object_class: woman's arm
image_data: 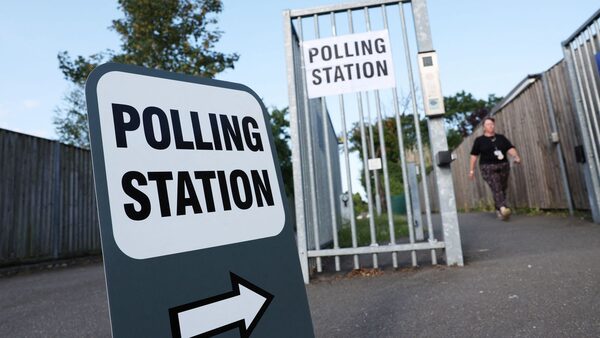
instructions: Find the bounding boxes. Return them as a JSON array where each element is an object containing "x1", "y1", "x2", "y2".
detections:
[
  {"x1": 469, "y1": 155, "x2": 478, "y2": 180},
  {"x1": 507, "y1": 147, "x2": 521, "y2": 163}
]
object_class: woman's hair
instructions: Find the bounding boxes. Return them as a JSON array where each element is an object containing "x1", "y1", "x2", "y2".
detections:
[{"x1": 483, "y1": 116, "x2": 495, "y2": 124}]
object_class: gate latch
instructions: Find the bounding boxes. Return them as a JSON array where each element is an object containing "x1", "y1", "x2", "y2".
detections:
[{"x1": 436, "y1": 150, "x2": 456, "y2": 167}]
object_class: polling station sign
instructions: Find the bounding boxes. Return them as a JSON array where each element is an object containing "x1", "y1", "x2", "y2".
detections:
[
  {"x1": 302, "y1": 30, "x2": 396, "y2": 98},
  {"x1": 86, "y1": 63, "x2": 313, "y2": 338}
]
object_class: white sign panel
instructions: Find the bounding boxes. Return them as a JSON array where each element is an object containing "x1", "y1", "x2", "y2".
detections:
[
  {"x1": 302, "y1": 30, "x2": 396, "y2": 98},
  {"x1": 95, "y1": 71, "x2": 285, "y2": 259},
  {"x1": 368, "y1": 158, "x2": 382, "y2": 171}
]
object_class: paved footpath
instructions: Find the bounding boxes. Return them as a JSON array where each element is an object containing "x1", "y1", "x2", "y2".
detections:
[{"x1": 2, "y1": 213, "x2": 600, "y2": 337}]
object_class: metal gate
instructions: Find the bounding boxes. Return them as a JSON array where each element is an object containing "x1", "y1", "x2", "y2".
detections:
[
  {"x1": 283, "y1": 0, "x2": 463, "y2": 283},
  {"x1": 563, "y1": 9, "x2": 600, "y2": 223}
]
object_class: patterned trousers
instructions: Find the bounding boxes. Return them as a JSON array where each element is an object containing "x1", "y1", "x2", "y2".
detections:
[{"x1": 480, "y1": 162, "x2": 510, "y2": 210}]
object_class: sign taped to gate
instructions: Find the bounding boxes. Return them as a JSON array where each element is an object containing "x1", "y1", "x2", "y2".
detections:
[{"x1": 302, "y1": 30, "x2": 396, "y2": 98}]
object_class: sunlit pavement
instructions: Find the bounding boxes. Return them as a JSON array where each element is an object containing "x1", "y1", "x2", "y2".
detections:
[{"x1": 1, "y1": 213, "x2": 599, "y2": 337}]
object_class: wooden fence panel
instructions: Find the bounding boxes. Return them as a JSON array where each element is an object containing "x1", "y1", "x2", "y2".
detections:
[
  {"x1": 0, "y1": 129, "x2": 100, "y2": 266},
  {"x1": 549, "y1": 62, "x2": 590, "y2": 209},
  {"x1": 422, "y1": 60, "x2": 590, "y2": 212}
]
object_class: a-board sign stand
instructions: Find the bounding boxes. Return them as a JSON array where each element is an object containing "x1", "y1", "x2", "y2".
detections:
[{"x1": 86, "y1": 63, "x2": 314, "y2": 338}]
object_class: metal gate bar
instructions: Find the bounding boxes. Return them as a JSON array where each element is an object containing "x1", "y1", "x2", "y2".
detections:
[
  {"x1": 383, "y1": 3, "x2": 418, "y2": 267},
  {"x1": 295, "y1": 17, "x2": 323, "y2": 272},
  {"x1": 283, "y1": 19, "x2": 309, "y2": 280},
  {"x1": 365, "y1": 91, "x2": 382, "y2": 216},
  {"x1": 562, "y1": 9, "x2": 600, "y2": 223},
  {"x1": 375, "y1": 88, "x2": 399, "y2": 268},
  {"x1": 308, "y1": 241, "x2": 445, "y2": 257},
  {"x1": 314, "y1": 14, "x2": 342, "y2": 272},
  {"x1": 574, "y1": 40, "x2": 600, "y2": 167},
  {"x1": 348, "y1": 10, "x2": 379, "y2": 269},
  {"x1": 398, "y1": 3, "x2": 437, "y2": 264},
  {"x1": 329, "y1": 12, "x2": 361, "y2": 270},
  {"x1": 580, "y1": 32, "x2": 600, "y2": 134},
  {"x1": 365, "y1": 5, "x2": 401, "y2": 269}
]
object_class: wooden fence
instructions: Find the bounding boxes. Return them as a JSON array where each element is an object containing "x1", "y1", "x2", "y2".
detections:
[
  {"x1": 0, "y1": 129, "x2": 100, "y2": 266},
  {"x1": 423, "y1": 60, "x2": 590, "y2": 212}
]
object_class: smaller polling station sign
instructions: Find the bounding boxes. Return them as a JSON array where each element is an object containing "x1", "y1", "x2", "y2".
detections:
[
  {"x1": 85, "y1": 63, "x2": 314, "y2": 338},
  {"x1": 301, "y1": 29, "x2": 396, "y2": 98}
]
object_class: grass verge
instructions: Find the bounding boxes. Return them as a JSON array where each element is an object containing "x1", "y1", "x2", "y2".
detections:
[{"x1": 338, "y1": 214, "x2": 409, "y2": 247}]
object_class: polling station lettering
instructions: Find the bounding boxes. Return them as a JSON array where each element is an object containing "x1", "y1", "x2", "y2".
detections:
[
  {"x1": 111, "y1": 103, "x2": 275, "y2": 221},
  {"x1": 307, "y1": 36, "x2": 390, "y2": 85}
]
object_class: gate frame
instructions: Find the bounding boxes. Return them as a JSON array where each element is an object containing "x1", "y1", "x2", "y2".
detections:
[
  {"x1": 283, "y1": 0, "x2": 463, "y2": 283},
  {"x1": 562, "y1": 8, "x2": 600, "y2": 223}
]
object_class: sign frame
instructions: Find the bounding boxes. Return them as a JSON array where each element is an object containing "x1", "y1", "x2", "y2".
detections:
[{"x1": 86, "y1": 63, "x2": 314, "y2": 338}]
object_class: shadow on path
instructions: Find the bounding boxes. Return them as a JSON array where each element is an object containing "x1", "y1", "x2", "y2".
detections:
[{"x1": 307, "y1": 212, "x2": 600, "y2": 337}]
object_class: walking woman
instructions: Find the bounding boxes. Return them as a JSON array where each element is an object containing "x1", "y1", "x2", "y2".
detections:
[{"x1": 469, "y1": 117, "x2": 521, "y2": 220}]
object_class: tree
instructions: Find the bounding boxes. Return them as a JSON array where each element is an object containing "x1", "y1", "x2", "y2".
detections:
[
  {"x1": 55, "y1": 0, "x2": 239, "y2": 148},
  {"x1": 444, "y1": 91, "x2": 502, "y2": 150},
  {"x1": 349, "y1": 114, "x2": 428, "y2": 210},
  {"x1": 349, "y1": 91, "x2": 501, "y2": 207},
  {"x1": 53, "y1": 87, "x2": 89, "y2": 147},
  {"x1": 352, "y1": 192, "x2": 367, "y2": 215},
  {"x1": 269, "y1": 107, "x2": 293, "y2": 197}
]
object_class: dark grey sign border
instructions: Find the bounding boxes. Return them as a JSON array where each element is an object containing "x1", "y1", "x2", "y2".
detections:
[{"x1": 85, "y1": 62, "x2": 303, "y2": 337}]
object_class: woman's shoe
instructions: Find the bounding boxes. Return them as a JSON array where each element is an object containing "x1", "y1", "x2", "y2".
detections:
[{"x1": 500, "y1": 206, "x2": 511, "y2": 220}]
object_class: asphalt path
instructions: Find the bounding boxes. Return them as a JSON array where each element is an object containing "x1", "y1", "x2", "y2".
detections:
[
  {"x1": 1, "y1": 212, "x2": 600, "y2": 337},
  {"x1": 0, "y1": 260, "x2": 110, "y2": 337}
]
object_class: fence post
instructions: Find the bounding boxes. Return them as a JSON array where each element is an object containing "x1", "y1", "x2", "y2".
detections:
[
  {"x1": 283, "y1": 10, "x2": 310, "y2": 283},
  {"x1": 52, "y1": 141, "x2": 62, "y2": 259},
  {"x1": 411, "y1": 0, "x2": 463, "y2": 266}
]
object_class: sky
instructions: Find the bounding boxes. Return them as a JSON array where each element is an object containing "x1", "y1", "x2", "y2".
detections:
[
  {"x1": 1, "y1": 0, "x2": 599, "y2": 139},
  {"x1": 1, "y1": 0, "x2": 598, "y2": 194}
]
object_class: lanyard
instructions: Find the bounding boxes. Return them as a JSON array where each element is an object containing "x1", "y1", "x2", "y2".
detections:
[{"x1": 490, "y1": 136, "x2": 498, "y2": 151}]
